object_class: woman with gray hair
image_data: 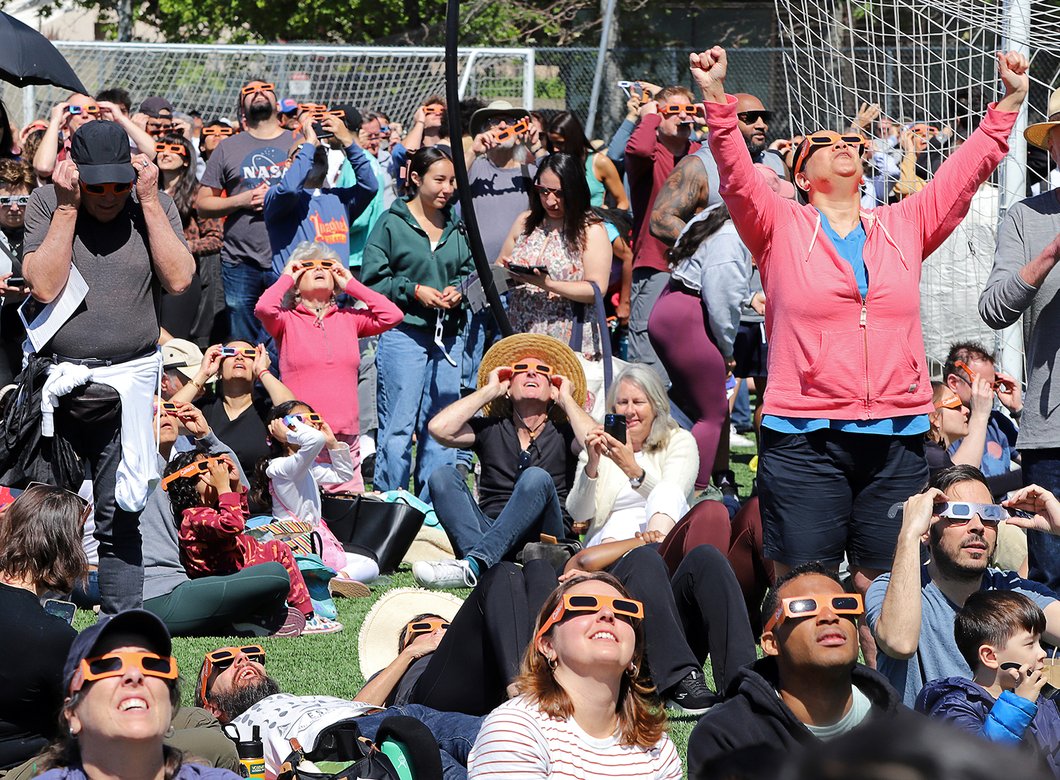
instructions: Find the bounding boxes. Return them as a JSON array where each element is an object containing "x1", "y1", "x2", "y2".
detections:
[
  {"x1": 567, "y1": 364, "x2": 699, "y2": 545},
  {"x1": 255, "y1": 240, "x2": 404, "y2": 490}
]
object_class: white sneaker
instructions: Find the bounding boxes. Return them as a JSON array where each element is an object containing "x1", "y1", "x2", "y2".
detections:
[
  {"x1": 413, "y1": 559, "x2": 479, "y2": 589},
  {"x1": 730, "y1": 426, "x2": 756, "y2": 449}
]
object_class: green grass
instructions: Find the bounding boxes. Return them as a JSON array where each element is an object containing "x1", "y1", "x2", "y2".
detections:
[{"x1": 74, "y1": 443, "x2": 760, "y2": 772}]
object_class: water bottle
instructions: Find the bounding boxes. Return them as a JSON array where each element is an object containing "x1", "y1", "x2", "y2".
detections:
[{"x1": 232, "y1": 724, "x2": 266, "y2": 780}]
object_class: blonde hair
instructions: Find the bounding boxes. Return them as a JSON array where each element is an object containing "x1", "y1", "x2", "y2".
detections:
[{"x1": 605, "y1": 365, "x2": 677, "y2": 452}]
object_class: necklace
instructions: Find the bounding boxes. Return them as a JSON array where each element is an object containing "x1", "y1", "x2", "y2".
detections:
[{"x1": 513, "y1": 408, "x2": 548, "y2": 445}]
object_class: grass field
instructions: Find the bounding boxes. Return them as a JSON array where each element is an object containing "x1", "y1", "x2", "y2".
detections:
[{"x1": 74, "y1": 444, "x2": 760, "y2": 771}]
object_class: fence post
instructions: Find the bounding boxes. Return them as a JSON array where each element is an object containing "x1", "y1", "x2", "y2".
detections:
[
  {"x1": 523, "y1": 48, "x2": 535, "y2": 110},
  {"x1": 586, "y1": 0, "x2": 618, "y2": 140}
]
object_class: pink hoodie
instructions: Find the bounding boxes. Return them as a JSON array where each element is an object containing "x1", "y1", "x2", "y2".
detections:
[{"x1": 704, "y1": 95, "x2": 1017, "y2": 420}]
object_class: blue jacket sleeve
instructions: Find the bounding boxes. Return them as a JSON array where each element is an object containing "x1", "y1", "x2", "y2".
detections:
[
  {"x1": 607, "y1": 118, "x2": 636, "y2": 165},
  {"x1": 264, "y1": 143, "x2": 314, "y2": 220},
  {"x1": 982, "y1": 691, "x2": 1037, "y2": 743},
  {"x1": 337, "y1": 142, "x2": 379, "y2": 222}
]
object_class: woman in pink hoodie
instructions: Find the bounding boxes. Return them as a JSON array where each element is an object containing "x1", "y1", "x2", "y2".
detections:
[
  {"x1": 688, "y1": 46, "x2": 1029, "y2": 642},
  {"x1": 255, "y1": 242, "x2": 404, "y2": 490}
]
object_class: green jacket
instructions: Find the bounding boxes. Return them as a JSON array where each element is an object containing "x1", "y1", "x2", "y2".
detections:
[{"x1": 360, "y1": 198, "x2": 473, "y2": 332}]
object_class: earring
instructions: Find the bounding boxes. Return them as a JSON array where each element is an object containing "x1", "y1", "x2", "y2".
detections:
[
  {"x1": 165, "y1": 725, "x2": 176, "y2": 739},
  {"x1": 547, "y1": 655, "x2": 558, "y2": 670},
  {"x1": 627, "y1": 662, "x2": 638, "y2": 677}
]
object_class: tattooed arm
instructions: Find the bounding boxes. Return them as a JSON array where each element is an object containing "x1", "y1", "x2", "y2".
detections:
[{"x1": 649, "y1": 154, "x2": 711, "y2": 246}]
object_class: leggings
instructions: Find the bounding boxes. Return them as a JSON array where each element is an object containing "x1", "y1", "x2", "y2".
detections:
[
  {"x1": 648, "y1": 283, "x2": 729, "y2": 490},
  {"x1": 660, "y1": 498, "x2": 775, "y2": 634},
  {"x1": 144, "y1": 562, "x2": 290, "y2": 636}
]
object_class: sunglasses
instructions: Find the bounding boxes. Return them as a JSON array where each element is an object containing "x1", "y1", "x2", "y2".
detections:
[
  {"x1": 298, "y1": 103, "x2": 326, "y2": 113},
  {"x1": 935, "y1": 395, "x2": 964, "y2": 411},
  {"x1": 792, "y1": 131, "x2": 867, "y2": 175},
  {"x1": 511, "y1": 362, "x2": 553, "y2": 376},
  {"x1": 737, "y1": 110, "x2": 773, "y2": 124},
  {"x1": 298, "y1": 259, "x2": 338, "y2": 271},
  {"x1": 494, "y1": 118, "x2": 530, "y2": 143},
  {"x1": 25, "y1": 480, "x2": 91, "y2": 521},
  {"x1": 155, "y1": 143, "x2": 187, "y2": 156},
  {"x1": 0, "y1": 195, "x2": 29, "y2": 207},
  {"x1": 764, "y1": 592, "x2": 864, "y2": 634},
  {"x1": 161, "y1": 456, "x2": 227, "y2": 490},
  {"x1": 67, "y1": 105, "x2": 100, "y2": 116},
  {"x1": 71, "y1": 651, "x2": 179, "y2": 694},
  {"x1": 156, "y1": 401, "x2": 179, "y2": 415},
  {"x1": 148, "y1": 120, "x2": 174, "y2": 131},
  {"x1": 534, "y1": 184, "x2": 563, "y2": 198},
  {"x1": 241, "y1": 82, "x2": 275, "y2": 96},
  {"x1": 81, "y1": 181, "x2": 133, "y2": 196},
  {"x1": 423, "y1": 105, "x2": 445, "y2": 116},
  {"x1": 659, "y1": 104, "x2": 701, "y2": 117},
  {"x1": 198, "y1": 645, "x2": 265, "y2": 703},
  {"x1": 536, "y1": 593, "x2": 645, "y2": 641},
  {"x1": 953, "y1": 360, "x2": 1015, "y2": 393},
  {"x1": 284, "y1": 413, "x2": 323, "y2": 426},
  {"x1": 403, "y1": 618, "x2": 450, "y2": 649},
  {"x1": 202, "y1": 126, "x2": 235, "y2": 137},
  {"x1": 936, "y1": 501, "x2": 1006, "y2": 526},
  {"x1": 220, "y1": 346, "x2": 257, "y2": 358},
  {"x1": 517, "y1": 446, "x2": 534, "y2": 472}
]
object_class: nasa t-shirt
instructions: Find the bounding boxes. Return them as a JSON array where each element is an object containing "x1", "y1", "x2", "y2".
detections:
[{"x1": 202, "y1": 128, "x2": 295, "y2": 269}]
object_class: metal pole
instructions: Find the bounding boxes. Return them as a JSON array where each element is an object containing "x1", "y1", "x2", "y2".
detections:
[
  {"x1": 586, "y1": 0, "x2": 618, "y2": 139},
  {"x1": 523, "y1": 48, "x2": 536, "y2": 111},
  {"x1": 1000, "y1": 0, "x2": 1030, "y2": 386},
  {"x1": 22, "y1": 84, "x2": 35, "y2": 128},
  {"x1": 445, "y1": 0, "x2": 513, "y2": 336}
]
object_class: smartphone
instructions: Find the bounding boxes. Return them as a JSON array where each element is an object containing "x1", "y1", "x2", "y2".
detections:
[
  {"x1": 44, "y1": 598, "x2": 76, "y2": 624},
  {"x1": 604, "y1": 413, "x2": 627, "y2": 444},
  {"x1": 507, "y1": 264, "x2": 548, "y2": 276},
  {"x1": 312, "y1": 121, "x2": 333, "y2": 140},
  {"x1": 7, "y1": 276, "x2": 25, "y2": 290}
]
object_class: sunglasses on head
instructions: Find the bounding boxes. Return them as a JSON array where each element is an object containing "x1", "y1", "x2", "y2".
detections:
[
  {"x1": 659, "y1": 104, "x2": 700, "y2": 117},
  {"x1": 71, "y1": 651, "x2": 179, "y2": 695},
  {"x1": 953, "y1": 360, "x2": 1015, "y2": 393},
  {"x1": 737, "y1": 109, "x2": 773, "y2": 124},
  {"x1": 402, "y1": 618, "x2": 450, "y2": 649},
  {"x1": 536, "y1": 593, "x2": 645, "y2": 641},
  {"x1": 0, "y1": 195, "x2": 29, "y2": 207},
  {"x1": 220, "y1": 346, "x2": 257, "y2": 359},
  {"x1": 792, "y1": 131, "x2": 866, "y2": 175},
  {"x1": 423, "y1": 105, "x2": 445, "y2": 116},
  {"x1": 936, "y1": 501, "x2": 1006, "y2": 526},
  {"x1": 155, "y1": 142, "x2": 187, "y2": 156},
  {"x1": 198, "y1": 645, "x2": 265, "y2": 703},
  {"x1": 284, "y1": 413, "x2": 323, "y2": 426},
  {"x1": 81, "y1": 181, "x2": 133, "y2": 196},
  {"x1": 764, "y1": 592, "x2": 864, "y2": 634},
  {"x1": 935, "y1": 394, "x2": 964, "y2": 411},
  {"x1": 241, "y1": 82, "x2": 275, "y2": 96},
  {"x1": 511, "y1": 362, "x2": 553, "y2": 376},
  {"x1": 202, "y1": 126, "x2": 235, "y2": 137},
  {"x1": 67, "y1": 105, "x2": 100, "y2": 116},
  {"x1": 298, "y1": 259, "x2": 338, "y2": 271},
  {"x1": 25, "y1": 480, "x2": 91, "y2": 520},
  {"x1": 161, "y1": 456, "x2": 227, "y2": 490}
]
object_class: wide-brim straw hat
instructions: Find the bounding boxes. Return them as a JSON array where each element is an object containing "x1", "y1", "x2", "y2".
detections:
[
  {"x1": 1025, "y1": 87, "x2": 1060, "y2": 150},
  {"x1": 358, "y1": 588, "x2": 464, "y2": 681},
  {"x1": 477, "y1": 333, "x2": 587, "y2": 417},
  {"x1": 469, "y1": 99, "x2": 529, "y2": 136}
]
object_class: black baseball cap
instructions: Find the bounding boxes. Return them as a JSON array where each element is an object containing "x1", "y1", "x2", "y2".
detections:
[
  {"x1": 140, "y1": 96, "x2": 174, "y2": 118},
  {"x1": 70, "y1": 120, "x2": 135, "y2": 185},
  {"x1": 331, "y1": 104, "x2": 362, "y2": 133},
  {"x1": 62, "y1": 609, "x2": 172, "y2": 695}
]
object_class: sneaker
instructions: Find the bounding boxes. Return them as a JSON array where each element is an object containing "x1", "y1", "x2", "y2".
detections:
[
  {"x1": 360, "y1": 453, "x2": 376, "y2": 484},
  {"x1": 233, "y1": 607, "x2": 306, "y2": 638},
  {"x1": 330, "y1": 577, "x2": 371, "y2": 599},
  {"x1": 412, "y1": 559, "x2": 478, "y2": 589},
  {"x1": 303, "y1": 614, "x2": 344, "y2": 635},
  {"x1": 729, "y1": 426, "x2": 756, "y2": 449},
  {"x1": 664, "y1": 669, "x2": 717, "y2": 716}
]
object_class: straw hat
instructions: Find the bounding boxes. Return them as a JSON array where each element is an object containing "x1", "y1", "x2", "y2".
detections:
[
  {"x1": 358, "y1": 588, "x2": 464, "y2": 680},
  {"x1": 477, "y1": 333, "x2": 587, "y2": 417},
  {"x1": 1025, "y1": 86, "x2": 1060, "y2": 150},
  {"x1": 469, "y1": 100, "x2": 529, "y2": 136}
]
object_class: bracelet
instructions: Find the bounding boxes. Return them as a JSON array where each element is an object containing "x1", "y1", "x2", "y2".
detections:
[
  {"x1": 256, "y1": 369, "x2": 269, "y2": 381},
  {"x1": 189, "y1": 377, "x2": 203, "y2": 389}
]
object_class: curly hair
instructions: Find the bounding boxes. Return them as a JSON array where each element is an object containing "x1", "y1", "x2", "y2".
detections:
[
  {"x1": 515, "y1": 572, "x2": 666, "y2": 750},
  {"x1": 248, "y1": 400, "x2": 315, "y2": 512},
  {"x1": 0, "y1": 158, "x2": 34, "y2": 192},
  {"x1": 162, "y1": 446, "x2": 214, "y2": 523}
]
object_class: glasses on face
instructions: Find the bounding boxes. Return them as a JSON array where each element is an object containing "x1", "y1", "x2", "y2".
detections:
[
  {"x1": 155, "y1": 143, "x2": 187, "y2": 156},
  {"x1": 298, "y1": 259, "x2": 338, "y2": 272},
  {"x1": 71, "y1": 651, "x2": 179, "y2": 694},
  {"x1": 362, "y1": 133, "x2": 382, "y2": 141},
  {"x1": 423, "y1": 105, "x2": 445, "y2": 116},
  {"x1": 284, "y1": 413, "x2": 323, "y2": 426},
  {"x1": 936, "y1": 501, "x2": 1005, "y2": 527},
  {"x1": 494, "y1": 118, "x2": 530, "y2": 143},
  {"x1": 220, "y1": 346, "x2": 257, "y2": 359},
  {"x1": 659, "y1": 104, "x2": 700, "y2": 117},
  {"x1": 935, "y1": 394, "x2": 964, "y2": 411},
  {"x1": 148, "y1": 121, "x2": 174, "y2": 135},
  {"x1": 534, "y1": 184, "x2": 563, "y2": 199},
  {"x1": 536, "y1": 593, "x2": 645, "y2": 641},
  {"x1": 67, "y1": 105, "x2": 100, "y2": 116},
  {"x1": 156, "y1": 401, "x2": 179, "y2": 416},
  {"x1": 161, "y1": 456, "x2": 227, "y2": 491},
  {"x1": 403, "y1": 618, "x2": 450, "y2": 649},
  {"x1": 953, "y1": 360, "x2": 1015, "y2": 393},
  {"x1": 202, "y1": 126, "x2": 235, "y2": 138},
  {"x1": 792, "y1": 131, "x2": 867, "y2": 175},
  {"x1": 511, "y1": 362, "x2": 553, "y2": 376},
  {"x1": 241, "y1": 82, "x2": 275, "y2": 96},
  {"x1": 764, "y1": 592, "x2": 864, "y2": 634},
  {"x1": 81, "y1": 181, "x2": 133, "y2": 196},
  {"x1": 198, "y1": 645, "x2": 265, "y2": 703},
  {"x1": 737, "y1": 110, "x2": 773, "y2": 124},
  {"x1": 0, "y1": 195, "x2": 29, "y2": 208}
]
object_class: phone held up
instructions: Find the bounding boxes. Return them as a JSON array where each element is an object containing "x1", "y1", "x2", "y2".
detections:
[{"x1": 604, "y1": 413, "x2": 627, "y2": 445}]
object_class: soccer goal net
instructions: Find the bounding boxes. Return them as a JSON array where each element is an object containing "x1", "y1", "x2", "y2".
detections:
[{"x1": 775, "y1": 0, "x2": 1060, "y2": 376}]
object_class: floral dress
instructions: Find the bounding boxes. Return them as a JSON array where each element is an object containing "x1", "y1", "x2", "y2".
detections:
[{"x1": 506, "y1": 225, "x2": 602, "y2": 358}]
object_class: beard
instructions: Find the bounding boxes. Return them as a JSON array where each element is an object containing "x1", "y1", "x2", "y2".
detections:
[
  {"x1": 244, "y1": 101, "x2": 274, "y2": 125},
  {"x1": 211, "y1": 676, "x2": 282, "y2": 722},
  {"x1": 928, "y1": 524, "x2": 992, "y2": 582},
  {"x1": 747, "y1": 137, "x2": 767, "y2": 156}
]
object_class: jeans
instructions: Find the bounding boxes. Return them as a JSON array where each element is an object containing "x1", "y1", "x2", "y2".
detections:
[
  {"x1": 221, "y1": 258, "x2": 274, "y2": 346},
  {"x1": 1021, "y1": 449, "x2": 1060, "y2": 593},
  {"x1": 375, "y1": 322, "x2": 464, "y2": 495},
  {"x1": 356, "y1": 704, "x2": 482, "y2": 780},
  {"x1": 428, "y1": 465, "x2": 566, "y2": 567}
]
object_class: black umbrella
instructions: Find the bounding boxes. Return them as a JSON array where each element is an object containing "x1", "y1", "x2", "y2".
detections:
[{"x1": 0, "y1": 12, "x2": 87, "y2": 94}]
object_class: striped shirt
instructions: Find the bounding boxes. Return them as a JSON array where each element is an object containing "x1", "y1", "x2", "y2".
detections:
[{"x1": 468, "y1": 696, "x2": 682, "y2": 779}]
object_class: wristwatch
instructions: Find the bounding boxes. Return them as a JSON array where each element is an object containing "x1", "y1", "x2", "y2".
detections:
[{"x1": 630, "y1": 469, "x2": 646, "y2": 489}]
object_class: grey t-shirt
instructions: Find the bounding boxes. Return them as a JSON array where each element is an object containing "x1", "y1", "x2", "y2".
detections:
[
  {"x1": 979, "y1": 190, "x2": 1060, "y2": 450},
  {"x1": 467, "y1": 156, "x2": 536, "y2": 262},
  {"x1": 201, "y1": 129, "x2": 295, "y2": 270},
  {"x1": 866, "y1": 566, "x2": 1056, "y2": 707},
  {"x1": 23, "y1": 186, "x2": 185, "y2": 360}
]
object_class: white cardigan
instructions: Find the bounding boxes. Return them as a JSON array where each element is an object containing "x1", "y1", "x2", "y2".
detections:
[{"x1": 566, "y1": 427, "x2": 699, "y2": 542}]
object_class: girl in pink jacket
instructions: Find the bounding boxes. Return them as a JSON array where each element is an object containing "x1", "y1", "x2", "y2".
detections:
[
  {"x1": 688, "y1": 46, "x2": 1029, "y2": 628},
  {"x1": 255, "y1": 242, "x2": 404, "y2": 491}
]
